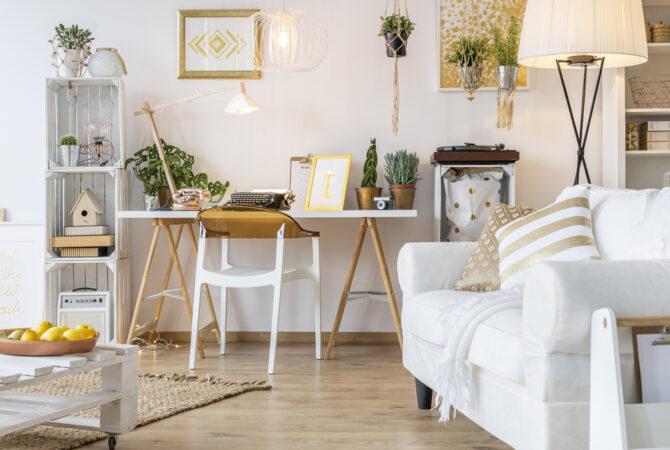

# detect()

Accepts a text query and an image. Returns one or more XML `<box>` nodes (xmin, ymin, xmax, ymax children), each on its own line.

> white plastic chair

<box><xmin>189</xmin><ymin>205</ymin><xmax>321</xmax><ymax>374</ymax></box>
<box><xmin>590</xmin><ymin>308</ymin><xmax>670</xmax><ymax>450</ymax></box>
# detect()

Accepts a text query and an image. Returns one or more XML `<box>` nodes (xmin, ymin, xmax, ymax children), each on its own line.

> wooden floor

<box><xmin>83</xmin><ymin>342</ymin><xmax>509</xmax><ymax>449</ymax></box>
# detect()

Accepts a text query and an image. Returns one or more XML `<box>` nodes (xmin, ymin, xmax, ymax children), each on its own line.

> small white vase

<box><xmin>59</xmin><ymin>49</ymin><xmax>82</xmax><ymax>77</ymax></box>
<box><xmin>88</xmin><ymin>48</ymin><xmax>126</xmax><ymax>77</ymax></box>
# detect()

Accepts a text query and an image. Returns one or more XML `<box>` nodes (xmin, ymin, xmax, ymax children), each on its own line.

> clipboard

<box><xmin>290</xmin><ymin>155</ymin><xmax>314</xmax><ymax>211</ymax></box>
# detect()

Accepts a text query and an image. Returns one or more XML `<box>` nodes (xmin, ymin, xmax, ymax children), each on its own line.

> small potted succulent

<box><xmin>49</xmin><ymin>24</ymin><xmax>94</xmax><ymax>77</ymax></box>
<box><xmin>384</xmin><ymin>150</ymin><xmax>420</xmax><ymax>210</ymax></box>
<box><xmin>491</xmin><ymin>17</ymin><xmax>521</xmax><ymax>129</ymax></box>
<box><xmin>379</xmin><ymin>13</ymin><xmax>415</xmax><ymax>57</ymax></box>
<box><xmin>59</xmin><ymin>135</ymin><xmax>79</xmax><ymax>167</ymax></box>
<box><xmin>125</xmin><ymin>140</ymin><xmax>229</xmax><ymax>210</ymax></box>
<box><xmin>355</xmin><ymin>138</ymin><xmax>382</xmax><ymax>209</ymax></box>
<box><xmin>447</xmin><ymin>36</ymin><xmax>490</xmax><ymax>101</ymax></box>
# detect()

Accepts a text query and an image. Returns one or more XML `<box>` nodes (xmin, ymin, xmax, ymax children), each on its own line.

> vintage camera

<box><xmin>374</xmin><ymin>196</ymin><xmax>394</xmax><ymax>210</ymax></box>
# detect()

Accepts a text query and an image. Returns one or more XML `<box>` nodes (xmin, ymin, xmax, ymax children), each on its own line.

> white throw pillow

<box><xmin>496</xmin><ymin>186</ymin><xmax>601</xmax><ymax>288</ymax></box>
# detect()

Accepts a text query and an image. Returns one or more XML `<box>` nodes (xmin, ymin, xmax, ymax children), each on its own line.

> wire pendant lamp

<box><xmin>248</xmin><ymin>7</ymin><xmax>327</xmax><ymax>72</ymax></box>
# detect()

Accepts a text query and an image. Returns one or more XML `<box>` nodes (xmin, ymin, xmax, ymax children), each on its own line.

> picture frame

<box><xmin>305</xmin><ymin>155</ymin><xmax>352</xmax><ymax>211</ymax></box>
<box><xmin>178</xmin><ymin>9</ymin><xmax>261</xmax><ymax>79</ymax></box>
<box><xmin>436</xmin><ymin>0</ymin><xmax>530</xmax><ymax>92</ymax></box>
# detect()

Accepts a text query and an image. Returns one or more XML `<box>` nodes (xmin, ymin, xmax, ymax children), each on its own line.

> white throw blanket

<box><xmin>434</xmin><ymin>286</ymin><xmax>523</xmax><ymax>422</ymax></box>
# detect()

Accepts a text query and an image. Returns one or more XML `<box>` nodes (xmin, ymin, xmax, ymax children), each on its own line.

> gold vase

<box><xmin>389</xmin><ymin>184</ymin><xmax>416</xmax><ymax>210</ymax></box>
<box><xmin>356</xmin><ymin>187</ymin><xmax>383</xmax><ymax>210</ymax></box>
<box><xmin>158</xmin><ymin>188</ymin><xmax>173</xmax><ymax>208</ymax></box>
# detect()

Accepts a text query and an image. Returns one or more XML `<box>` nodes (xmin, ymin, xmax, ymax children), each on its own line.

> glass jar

<box><xmin>626</xmin><ymin>123</ymin><xmax>639</xmax><ymax>151</ymax></box>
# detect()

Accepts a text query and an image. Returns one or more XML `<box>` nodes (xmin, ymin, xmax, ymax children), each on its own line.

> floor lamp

<box><xmin>518</xmin><ymin>0</ymin><xmax>648</xmax><ymax>185</ymax></box>
<box><xmin>134</xmin><ymin>82</ymin><xmax>259</xmax><ymax>209</ymax></box>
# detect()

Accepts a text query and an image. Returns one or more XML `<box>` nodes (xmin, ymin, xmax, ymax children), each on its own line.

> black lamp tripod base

<box><xmin>555</xmin><ymin>56</ymin><xmax>605</xmax><ymax>186</ymax></box>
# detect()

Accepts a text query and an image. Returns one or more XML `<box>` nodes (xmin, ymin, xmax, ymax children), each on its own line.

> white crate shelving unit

<box><xmin>602</xmin><ymin>0</ymin><xmax>670</xmax><ymax>189</ymax></box>
<box><xmin>44</xmin><ymin>77</ymin><xmax>129</xmax><ymax>343</ymax></box>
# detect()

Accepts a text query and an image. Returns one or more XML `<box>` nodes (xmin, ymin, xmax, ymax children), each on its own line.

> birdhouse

<box><xmin>70</xmin><ymin>189</ymin><xmax>104</xmax><ymax>226</ymax></box>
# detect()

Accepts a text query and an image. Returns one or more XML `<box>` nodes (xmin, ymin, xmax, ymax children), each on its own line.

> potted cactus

<box><xmin>59</xmin><ymin>134</ymin><xmax>79</xmax><ymax>167</ymax></box>
<box><xmin>384</xmin><ymin>150</ymin><xmax>420</xmax><ymax>210</ymax></box>
<box><xmin>355</xmin><ymin>138</ymin><xmax>382</xmax><ymax>209</ymax></box>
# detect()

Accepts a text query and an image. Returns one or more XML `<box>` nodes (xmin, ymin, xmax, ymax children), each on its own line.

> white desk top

<box><xmin>117</xmin><ymin>209</ymin><xmax>417</xmax><ymax>219</ymax></box>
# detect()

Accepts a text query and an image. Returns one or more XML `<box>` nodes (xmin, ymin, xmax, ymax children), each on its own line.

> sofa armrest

<box><xmin>397</xmin><ymin>242</ymin><xmax>476</xmax><ymax>298</ymax></box>
<box><xmin>523</xmin><ymin>259</ymin><xmax>670</xmax><ymax>355</ymax></box>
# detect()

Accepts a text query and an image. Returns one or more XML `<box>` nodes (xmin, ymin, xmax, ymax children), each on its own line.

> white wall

<box><xmin>0</xmin><ymin>0</ymin><xmax>603</xmax><ymax>333</ymax></box>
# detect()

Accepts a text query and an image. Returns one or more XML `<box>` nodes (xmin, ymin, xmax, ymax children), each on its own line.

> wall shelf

<box><xmin>625</xmin><ymin>108</ymin><xmax>670</xmax><ymax>116</ymax></box>
<box><xmin>643</xmin><ymin>0</ymin><xmax>670</xmax><ymax>5</ymax></box>
<box><xmin>626</xmin><ymin>150</ymin><xmax>670</xmax><ymax>156</ymax></box>
<box><xmin>648</xmin><ymin>43</ymin><xmax>670</xmax><ymax>54</ymax></box>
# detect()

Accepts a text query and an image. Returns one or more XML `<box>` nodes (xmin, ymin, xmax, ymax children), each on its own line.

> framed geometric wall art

<box><xmin>437</xmin><ymin>0</ymin><xmax>529</xmax><ymax>91</ymax></box>
<box><xmin>178</xmin><ymin>9</ymin><xmax>261</xmax><ymax>79</ymax></box>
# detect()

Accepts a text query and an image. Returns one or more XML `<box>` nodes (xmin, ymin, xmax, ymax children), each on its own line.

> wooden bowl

<box><xmin>0</xmin><ymin>328</ymin><xmax>99</xmax><ymax>356</ymax></box>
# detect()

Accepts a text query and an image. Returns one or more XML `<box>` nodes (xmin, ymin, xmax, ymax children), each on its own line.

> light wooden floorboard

<box><xmin>82</xmin><ymin>342</ymin><xmax>510</xmax><ymax>449</ymax></box>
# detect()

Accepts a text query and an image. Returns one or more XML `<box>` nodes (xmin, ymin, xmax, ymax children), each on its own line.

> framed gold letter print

<box><xmin>305</xmin><ymin>155</ymin><xmax>352</xmax><ymax>211</ymax></box>
<box><xmin>178</xmin><ymin>10</ymin><xmax>261</xmax><ymax>79</ymax></box>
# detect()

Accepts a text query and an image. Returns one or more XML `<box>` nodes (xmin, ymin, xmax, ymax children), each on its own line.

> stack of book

<box><xmin>640</xmin><ymin>122</ymin><xmax>670</xmax><ymax>151</ymax></box>
<box><xmin>51</xmin><ymin>225</ymin><xmax>114</xmax><ymax>257</ymax></box>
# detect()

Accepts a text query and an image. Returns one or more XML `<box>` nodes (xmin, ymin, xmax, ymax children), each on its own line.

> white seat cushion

<box><xmin>401</xmin><ymin>289</ymin><xmax>525</xmax><ymax>383</ymax></box>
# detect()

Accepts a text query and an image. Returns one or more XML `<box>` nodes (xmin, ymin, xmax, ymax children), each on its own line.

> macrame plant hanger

<box><xmin>456</xmin><ymin>0</ymin><xmax>484</xmax><ymax>101</ymax></box>
<box><xmin>384</xmin><ymin>0</ymin><xmax>410</xmax><ymax>136</ymax></box>
<box><xmin>496</xmin><ymin>1</ymin><xmax>519</xmax><ymax>130</ymax></box>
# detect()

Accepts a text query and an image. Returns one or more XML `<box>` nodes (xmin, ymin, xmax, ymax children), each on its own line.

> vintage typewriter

<box><xmin>227</xmin><ymin>189</ymin><xmax>295</xmax><ymax>210</ymax></box>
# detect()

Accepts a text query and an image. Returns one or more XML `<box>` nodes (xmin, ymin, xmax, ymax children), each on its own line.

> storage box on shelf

<box><xmin>44</xmin><ymin>77</ymin><xmax>129</xmax><ymax>344</ymax></box>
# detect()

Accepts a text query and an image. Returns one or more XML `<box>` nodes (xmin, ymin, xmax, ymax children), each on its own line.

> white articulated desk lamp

<box><xmin>134</xmin><ymin>82</ymin><xmax>259</xmax><ymax>210</ymax></box>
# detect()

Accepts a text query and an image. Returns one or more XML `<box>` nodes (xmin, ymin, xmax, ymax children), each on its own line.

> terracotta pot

<box><xmin>355</xmin><ymin>187</ymin><xmax>383</xmax><ymax>210</ymax></box>
<box><xmin>389</xmin><ymin>184</ymin><xmax>415</xmax><ymax>210</ymax></box>
<box><xmin>158</xmin><ymin>188</ymin><xmax>173</xmax><ymax>208</ymax></box>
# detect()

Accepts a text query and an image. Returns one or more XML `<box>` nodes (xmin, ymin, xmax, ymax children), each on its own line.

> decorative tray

<box><xmin>0</xmin><ymin>329</ymin><xmax>99</xmax><ymax>356</ymax></box>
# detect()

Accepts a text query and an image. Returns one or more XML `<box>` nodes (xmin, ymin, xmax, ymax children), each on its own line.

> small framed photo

<box><xmin>305</xmin><ymin>155</ymin><xmax>352</xmax><ymax>211</ymax></box>
<box><xmin>178</xmin><ymin>9</ymin><xmax>261</xmax><ymax>79</ymax></box>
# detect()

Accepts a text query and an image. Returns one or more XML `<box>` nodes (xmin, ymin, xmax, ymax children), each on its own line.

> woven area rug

<box><xmin>0</xmin><ymin>371</ymin><xmax>270</xmax><ymax>450</ymax></box>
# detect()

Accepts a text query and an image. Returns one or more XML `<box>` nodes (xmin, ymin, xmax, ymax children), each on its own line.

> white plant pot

<box><xmin>59</xmin><ymin>145</ymin><xmax>79</xmax><ymax>167</ymax></box>
<box><xmin>144</xmin><ymin>194</ymin><xmax>160</xmax><ymax>211</ymax></box>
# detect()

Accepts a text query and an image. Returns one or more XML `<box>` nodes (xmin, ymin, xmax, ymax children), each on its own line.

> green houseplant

<box><xmin>49</xmin><ymin>24</ymin><xmax>94</xmax><ymax>77</ymax></box>
<box><xmin>491</xmin><ymin>17</ymin><xmax>522</xmax><ymax>129</ymax></box>
<box><xmin>384</xmin><ymin>150</ymin><xmax>420</xmax><ymax>209</ymax></box>
<box><xmin>58</xmin><ymin>134</ymin><xmax>79</xmax><ymax>167</ymax></box>
<box><xmin>355</xmin><ymin>138</ymin><xmax>382</xmax><ymax>210</ymax></box>
<box><xmin>125</xmin><ymin>139</ymin><xmax>230</xmax><ymax>209</ymax></box>
<box><xmin>447</xmin><ymin>36</ymin><xmax>490</xmax><ymax>101</ymax></box>
<box><xmin>379</xmin><ymin>13</ymin><xmax>415</xmax><ymax>57</ymax></box>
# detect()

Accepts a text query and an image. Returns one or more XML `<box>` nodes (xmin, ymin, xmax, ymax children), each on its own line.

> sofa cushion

<box><xmin>401</xmin><ymin>289</ymin><xmax>525</xmax><ymax>383</ymax></box>
<box><xmin>590</xmin><ymin>186</ymin><xmax>670</xmax><ymax>260</ymax></box>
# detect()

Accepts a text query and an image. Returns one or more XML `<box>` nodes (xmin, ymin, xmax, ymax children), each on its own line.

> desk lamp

<box><xmin>518</xmin><ymin>0</ymin><xmax>647</xmax><ymax>185</ymax></box>
<box><xmin>134</xmin><ymin>82</ymin><xmax>259</xmax><ymax>209</ymax></box>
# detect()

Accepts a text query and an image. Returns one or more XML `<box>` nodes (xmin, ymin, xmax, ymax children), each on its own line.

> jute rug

<box><xmin>0</xmin><ymin>371</ymin><xmax>271</xmax><ymax>450</ymax></box>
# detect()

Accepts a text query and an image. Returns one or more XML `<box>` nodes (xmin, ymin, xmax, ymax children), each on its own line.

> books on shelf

<box><xmin>64</xmin><ymin>225</ymin><xmax>109</xmax><ymax>236</ymax></box>
<box><xmin>641</xmin><ymin>121</ymin><xmax>670</xmax><ymax>132</ymax></box>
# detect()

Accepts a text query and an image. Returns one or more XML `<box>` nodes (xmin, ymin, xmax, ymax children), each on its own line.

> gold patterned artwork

<box><xmin>439</xmin><ymin>0</ymin><xmax>528</xmax><ymax>90</ymax></box>
<box><xmin>178</xmin><ymin>10</ymin><xmax>260</xmax><ymax>79</ymax></box>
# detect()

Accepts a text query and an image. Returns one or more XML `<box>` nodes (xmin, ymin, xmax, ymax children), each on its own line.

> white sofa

<box><xmin>397</xmin><ymin>187</ymin><xmax>670</xmax><ymax>449</ymax></box>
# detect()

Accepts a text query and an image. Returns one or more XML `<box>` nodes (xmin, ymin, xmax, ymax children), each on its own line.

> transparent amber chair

<box><xmin>189</xmin><ymin>205</ymin><xmax>321</xmax><ymax>374</ymax></box>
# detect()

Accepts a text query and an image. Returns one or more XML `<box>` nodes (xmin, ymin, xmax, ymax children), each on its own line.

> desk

<box><xmin>119</xmin><ymin>209</ymin><xmax>417</xmax><ymax>359</ymax></box>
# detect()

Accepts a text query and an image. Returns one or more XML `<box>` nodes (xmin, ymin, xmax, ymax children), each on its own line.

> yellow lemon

<box><xmin>75</xmin><ymin>324</ymin><xmax>96</xmax><ymax>339</ymax></box>
<box><xmin>41</xmin><ymin>328</ymin><xmax>63</xmax><ymax>341</ymax></box>
<box><xmin>31</xmin><ymin>321</ymin><xmax>54</xmax><ymax>337</ymax></box>
<box><xmin>63</xmin><ymin>329</ymin><xmax>84</xmax><ymax>341</ymax></box>
<box><xmin>21</xmin><ymin>330</ymin><xmax>40</xmax><ymax>341</ymax></box>
<box><xmin>57</xmin><ymin>325</ymin><xmax>70</xmax><ymax>333</ymax></box>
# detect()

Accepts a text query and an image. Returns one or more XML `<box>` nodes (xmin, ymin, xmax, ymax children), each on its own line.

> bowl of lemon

<box><xmin>0</xmin><ymin>321</ymin><xmax>99</xmax><ymax>356</ymax></box>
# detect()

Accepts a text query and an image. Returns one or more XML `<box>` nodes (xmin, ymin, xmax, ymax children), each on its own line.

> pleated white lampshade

<box><xmin>518</xmin><ymin>0</ymin><xmax>648</xmax><ymax>69</ymax></box>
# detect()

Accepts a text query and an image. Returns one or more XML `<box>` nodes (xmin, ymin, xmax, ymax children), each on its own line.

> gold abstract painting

<box><xmin>439</xmin><ymin>0</ymin><xmax>528</xmax><ymax>90</ymax></box>
<box><xmin>178</xmin><ymin>10</ymin><xmax>260</xmax><ymax>79</ymax></box>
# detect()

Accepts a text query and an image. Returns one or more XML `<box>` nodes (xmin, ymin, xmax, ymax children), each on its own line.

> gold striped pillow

<box><xmin>495</xmin><ymin>186</ymin><xmax>601</xmax><ymax>289</ymax></box>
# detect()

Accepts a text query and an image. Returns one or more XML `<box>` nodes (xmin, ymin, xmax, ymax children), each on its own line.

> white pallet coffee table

<box><xmin>0</xmin><ymin>343</ymin><xmax>138</xmax><ymax>449</ymax></box>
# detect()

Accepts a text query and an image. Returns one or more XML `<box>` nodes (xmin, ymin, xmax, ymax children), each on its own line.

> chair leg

<box><xmin>189</xmin><ymin>282</ymin><xmax>203</xmax><ymax>370</ymax></box>
<box><xmin>220</xmin><ymin>287</ymin><xmax>227</xmax><ymax>355</ymax></box>
<box><xmin>268</xmin><ymin>282</ymin><xmax>282</xmax><ymax>374</ymax></box>
<box><xmin>415</xmin><ymin>378</ymin><xmax>433</xmax><ymax>410</ymax></box>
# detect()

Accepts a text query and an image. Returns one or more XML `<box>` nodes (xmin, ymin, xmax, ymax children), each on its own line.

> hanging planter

<box><xmin>447</xmin><ymin>37</ymin><xmax>490</xmax><ymax>101</ymax></box>
<box><xmin>491</xmin><ymin>17</ymin><xmax>521</xmax><ymax>129</ymax></box>
<box><xmin>379</xmin><ymin>6</ymin><xmax>415</xmax><ymax>136</ymax></box>
<box><xmin>379</xmin><ymin>13</ymin><xmax>414</xmax><ymax>57</ymax></box>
